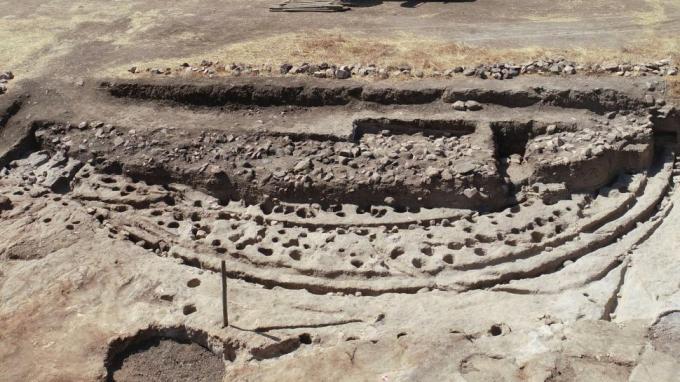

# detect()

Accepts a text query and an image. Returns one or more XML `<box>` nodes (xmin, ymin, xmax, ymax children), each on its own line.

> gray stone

<box><xmin>644</xmin><ymin>94</ymin><xmax>655</xmax><ymax>106</ymax></box>
<box><xmin>335</xmin><ymin>68</ymin><xmax>351</xmax><ymax>79</ymax></box>
<box><xmin>463</xmin><ymin>187</ymin><xmax>479</xmax><ymax>199</ymax></box>
<box><xmin>453</xmin><ymin>162</ymin><xmax>476</xmax><ymax>174</ymax></box>
<box><xmin>425</xmin><ymin>167</ymin><xmax>441</xmax><ymax>178</ymax></box>
<box><xmin>452</xmin><ymin>101</ymin><xmax>466</xmax><ymax>111</ymax></box>
<box><xmin>294</xmin><ymin>158</ymin><xmax>313</xmax><ymax>172</ymax></box>
<box><xmin>465</xmin><ymin>100</ymin><xmax>483</xmax><ymax>111</ymax></box>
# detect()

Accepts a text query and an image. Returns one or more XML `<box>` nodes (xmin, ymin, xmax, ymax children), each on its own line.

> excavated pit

<box><xmin>1</xmin><ymin>76</ymin><xmax>679</xmax><ymax>381</ymax></box>
<box><xmin>104</xmin><ymin>326</ymin><xmax>231</xmax><ymax>382</ymax></box>
<box><xmin>110</xmin><ymin>339</ymin><xmax>222</xmax><ymax>382</ymax></box>
<box><xmin>1</xmin><ymin>76</ymin><xmax>676</xmax><ymax>296</ymax></box>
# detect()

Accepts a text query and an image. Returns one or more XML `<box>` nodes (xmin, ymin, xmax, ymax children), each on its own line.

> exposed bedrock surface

<box><xmin>1</xmin><ymin>76</ymin><xmax>679</xmax><ymax>381</ymax></box>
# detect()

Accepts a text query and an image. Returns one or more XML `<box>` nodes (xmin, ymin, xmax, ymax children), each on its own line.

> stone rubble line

<box><xmin>129</xmin><ymin>58</ymin><xmax>678</xmax><ymax>80</ymax></box>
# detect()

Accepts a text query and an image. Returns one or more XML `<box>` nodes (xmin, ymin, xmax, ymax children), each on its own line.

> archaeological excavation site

<box><xmin>2</xmin><ymin>1</ymin><xmax>680</xmax><ymax>381</ymax></box>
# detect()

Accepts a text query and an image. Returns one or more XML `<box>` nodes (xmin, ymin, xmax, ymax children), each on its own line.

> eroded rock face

<box><xmin>0</xmin><ymin>77</ymin><xmax>678</xmax><ymax>381</ymax></box>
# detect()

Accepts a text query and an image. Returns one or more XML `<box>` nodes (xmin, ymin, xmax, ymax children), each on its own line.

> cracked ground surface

<box><xmin>1</xmin><ymin>1</ymin><xmax>680</xmax><ymax>382</ymax></box>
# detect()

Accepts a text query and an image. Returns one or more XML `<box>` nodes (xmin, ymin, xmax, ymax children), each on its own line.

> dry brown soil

<box><xmin>110</xmin><ymin>339</ymin><xmax>224</xmax><ymax>382</ymax></box>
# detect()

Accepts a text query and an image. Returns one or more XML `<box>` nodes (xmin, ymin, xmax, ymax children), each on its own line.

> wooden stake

<box><xmin>221</xmin><ymin>260</ymin><xmax>228</xmax><ymax>328</ymax></box>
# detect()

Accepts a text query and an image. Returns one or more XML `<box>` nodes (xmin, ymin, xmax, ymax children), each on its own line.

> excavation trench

<box><xmin>102</xmin><ymin>77</ymin><xmax>656</xmax><ymax>113</ymax></box>
<box><xmin>21</xmin><ymin>76</ymin><xmax>673</xmax><ymax>213</ymax></box>
<box><xmin>3</xmin><ymin>77</ymin><xmax>679</xmax><ymax>300</ymax></box>
<box><xmin>32</xmin><ymin>119</ymin><xmax>511</xmax><ymax>211</ymax></box>
<box><xmin>30</xmin><ymin>112</ymin><xmax>653</xmax><ymax>214</ymax></box>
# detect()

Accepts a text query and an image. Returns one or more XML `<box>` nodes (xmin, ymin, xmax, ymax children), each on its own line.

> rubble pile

<box><xmin>130</xmin><ymin>58</ymin><xmax>678</xmax><ymax>81</ymax></box>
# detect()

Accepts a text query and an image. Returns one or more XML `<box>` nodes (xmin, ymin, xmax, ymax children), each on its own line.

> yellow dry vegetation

<box><xmin>107</xmin><ymin>30</ymin><xmax>680</xmax><ymax>75</ymax></box>
<box><xmin>635</xmin><ymin>0</ymin><xmax>670</xmax><ymax>26</ymax></box>
<box><xmin>665</xmin><ymin>76</ymin><xmax>680</xmax><ymax>102</ymax></box>
<box><xmin>0</xmin><ymin>1</ymin><xmax>197</xmax><ymax>77</ymax></box>
<box><xmin>0</xmin><ymin>17</ymin><xmax>62</xmax><ymax>71</ymax></box>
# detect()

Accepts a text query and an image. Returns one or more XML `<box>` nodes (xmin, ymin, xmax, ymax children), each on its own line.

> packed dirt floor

<box><xmin>1</xmin><ymin>1</ymin><xmax>680</xmax><ymax>382</ymax></box>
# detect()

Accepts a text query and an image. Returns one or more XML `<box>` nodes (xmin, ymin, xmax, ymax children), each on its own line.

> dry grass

<box><xmin>665</xmin><ymin>76</ymin><xmax>680</xmax><ymax>102</ymax></box>
<box><xmin>106</xmin><ymin>30</ymin><xmax>680</xmax><ymax>77</ymax></box>
<box><xmin>0</xmin><ymin>1</ymin><xmax>194</xmax><ymax>78</ymax></box>
<box><xmin>635</xmin><ymin>0</ymin><xmax>670</xmax><ymax>26</ymax></box>
<box><xmin>0</xmin><ymin>17</ymin><xmax>60</xmax><ymax>71</ymax></box>
<box><xmin>0</xmin><ymin>3</ymin><xmax>127</xmax><ymax>77</ymax></box>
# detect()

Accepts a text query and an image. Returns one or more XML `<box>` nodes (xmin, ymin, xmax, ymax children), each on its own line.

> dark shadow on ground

<box><xmin>229</xmin><ymin>324</ymin><xmax>281</xmax><ymax>341</ymax></box>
